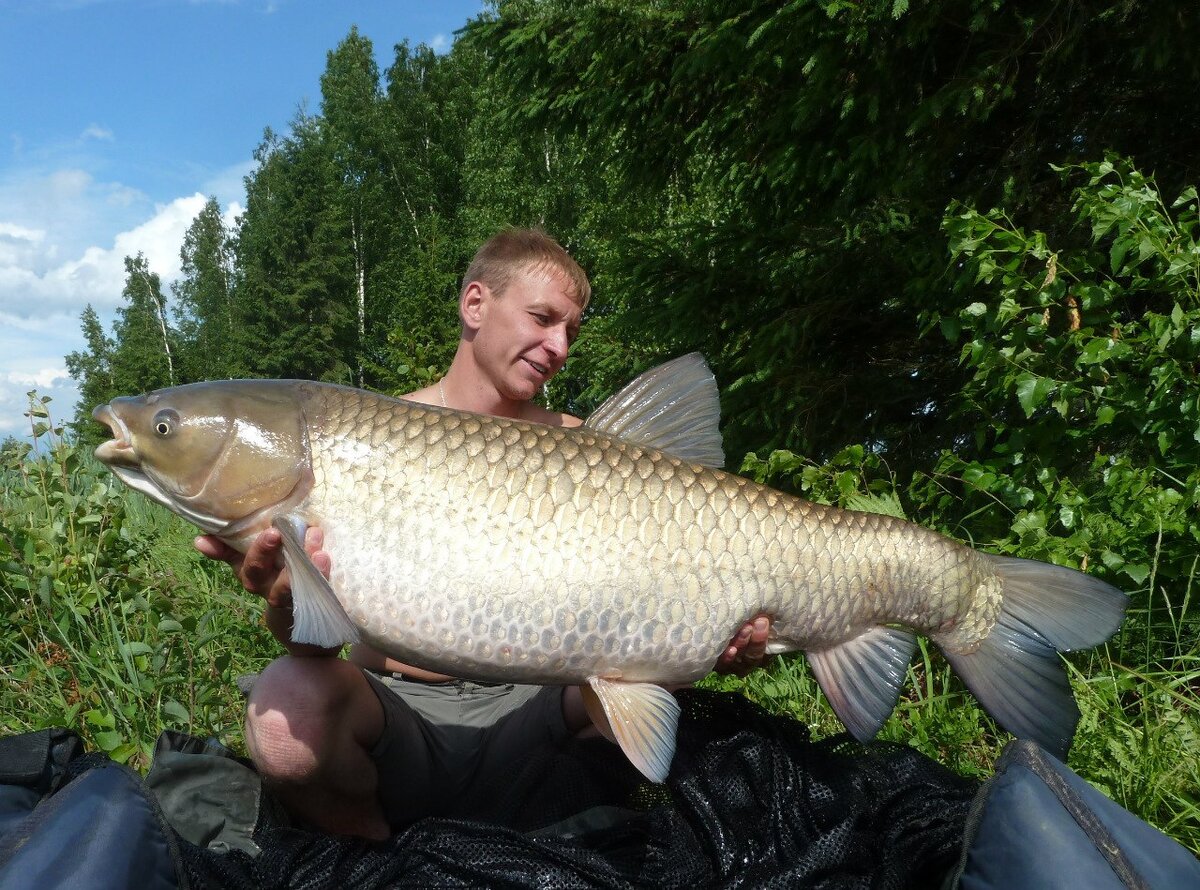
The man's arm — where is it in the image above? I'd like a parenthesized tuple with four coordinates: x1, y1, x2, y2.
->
(195, 528, 340, 658)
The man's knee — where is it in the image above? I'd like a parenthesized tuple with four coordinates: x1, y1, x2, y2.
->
(245, 657, 379, 781)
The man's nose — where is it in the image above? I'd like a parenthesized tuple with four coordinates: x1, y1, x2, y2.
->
(545, 325, 569, 358)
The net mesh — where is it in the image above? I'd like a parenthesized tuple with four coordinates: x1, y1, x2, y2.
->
(179, 690, 976, 888)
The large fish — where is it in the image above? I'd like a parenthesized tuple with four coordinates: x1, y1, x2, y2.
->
(92, 354, 1126, 782)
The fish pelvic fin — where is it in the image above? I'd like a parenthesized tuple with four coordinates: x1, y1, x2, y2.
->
(941, 555, 1128, 759)
(807, 626, 917, 741)
(272, 515, 360, 649)
(585, 677, 680, 783)
(582, 353, 724, 468)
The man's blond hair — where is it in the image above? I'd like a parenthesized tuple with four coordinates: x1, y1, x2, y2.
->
(462, 228, 591, 309)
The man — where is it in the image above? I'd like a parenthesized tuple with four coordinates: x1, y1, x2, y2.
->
(197, 229, 770, 838)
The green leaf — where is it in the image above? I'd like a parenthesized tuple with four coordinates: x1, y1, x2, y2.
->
(1100, 550, 1125, 571)
(964, 302, 988, 317)
(1172, 186, 1198, 208)
(844, 490, 907, 520)
(1078, 338, 1113, 365)
(85, 709, 115, 730)
(94, 731, 123, 752)
(1015, 372, 1053, 417)
(1109, 239, 1129, 273)
(1096, 405, 1116, 426)
(1123, 564, 1151, 585)
(835, 471, 859, 497)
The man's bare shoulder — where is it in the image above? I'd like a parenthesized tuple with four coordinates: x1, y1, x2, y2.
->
(401, 384, 439, 407)
(522, 404, 583, 428)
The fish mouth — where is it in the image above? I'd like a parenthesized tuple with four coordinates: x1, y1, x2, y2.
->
(92, 403, 135, 465)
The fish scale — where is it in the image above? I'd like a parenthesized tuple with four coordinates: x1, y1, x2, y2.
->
(302, 383, 989, 685)
(92, 353, 1127, 775)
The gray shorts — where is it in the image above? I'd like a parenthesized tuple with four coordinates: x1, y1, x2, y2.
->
(362, 671, 570, 827)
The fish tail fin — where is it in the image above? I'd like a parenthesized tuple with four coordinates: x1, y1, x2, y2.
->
(942, 555, 1127, 758)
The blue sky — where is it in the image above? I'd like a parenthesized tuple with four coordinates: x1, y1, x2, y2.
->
(0, 0, 486, 441)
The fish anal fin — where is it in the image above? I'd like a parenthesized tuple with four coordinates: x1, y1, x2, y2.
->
(807, 626, 916, 741)
(586, 677, 680, 783)
(272, 515, 359, 649)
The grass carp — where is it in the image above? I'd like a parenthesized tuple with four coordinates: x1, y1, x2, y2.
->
(92, 354, 1127, 782)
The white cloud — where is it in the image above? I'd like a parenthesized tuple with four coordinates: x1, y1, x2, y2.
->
(80, 124, 114, 142)
(429, 33, 451, 54)
(0, 163, 248, 441)
(4, 368, 70, 391)
(0, 168, 149, 273)
(0, 190, 211, 319)
(0, 223, 45, 241)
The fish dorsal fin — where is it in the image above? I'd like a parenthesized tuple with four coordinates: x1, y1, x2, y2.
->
(807, 626, 916, 741)
(272, 515, 360, 649)
(584, 677, 680, 783)
(583, 353, 725, 468)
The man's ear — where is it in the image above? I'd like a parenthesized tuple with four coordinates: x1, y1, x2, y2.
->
(460, 281, 488, 331)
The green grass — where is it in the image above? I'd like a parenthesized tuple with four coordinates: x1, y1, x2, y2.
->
(1, 424, 276, 767)
(2, 423, 1197, 854)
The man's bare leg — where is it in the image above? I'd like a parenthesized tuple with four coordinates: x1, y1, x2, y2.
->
(246, 655, 388, 839)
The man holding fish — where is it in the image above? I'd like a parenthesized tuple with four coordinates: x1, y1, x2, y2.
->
(95, 226, 1125, 843)
(194, 229, 772, 839)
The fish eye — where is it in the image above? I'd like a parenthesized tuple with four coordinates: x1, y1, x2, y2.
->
(152, 409, 180, 438)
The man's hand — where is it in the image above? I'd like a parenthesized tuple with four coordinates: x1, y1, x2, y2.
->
(714, 614, 772, 677)
(195, 528, 337, 656)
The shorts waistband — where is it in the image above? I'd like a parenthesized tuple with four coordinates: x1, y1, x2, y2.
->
(367, 669, 506, 688)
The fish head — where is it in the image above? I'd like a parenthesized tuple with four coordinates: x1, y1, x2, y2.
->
(92, 380, 312, 537)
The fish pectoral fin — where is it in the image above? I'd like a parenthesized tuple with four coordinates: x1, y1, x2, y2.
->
(585, 677, 680, 784)
(272, 515, 359, 649)
(807, 625, 916, 741)
(579, 682, 618, 745)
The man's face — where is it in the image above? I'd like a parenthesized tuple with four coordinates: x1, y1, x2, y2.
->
(471, 266, 583, 403)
